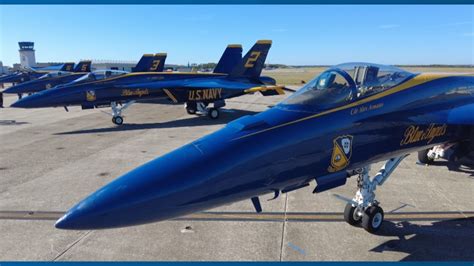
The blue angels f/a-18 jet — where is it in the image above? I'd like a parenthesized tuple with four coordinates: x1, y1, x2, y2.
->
(54, 62, 473, 233)
(0, 62, 75, 87)
(11, 40, 285, 125)
(5, 54, 167, 99)
(4, 61, 92, 98)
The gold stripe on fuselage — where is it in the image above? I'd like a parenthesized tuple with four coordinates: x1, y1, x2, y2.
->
(163, 89, 178, 103)
(233, 73, 473, 141)
(64, 72, 228, 88)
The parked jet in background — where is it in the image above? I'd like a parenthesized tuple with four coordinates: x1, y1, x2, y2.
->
(0, 62, 75, 87)
(54, 63, 473, 233)
(12, 41, 286, 125)
(5, 54, 168, 98)
(4, 61, 92, 98)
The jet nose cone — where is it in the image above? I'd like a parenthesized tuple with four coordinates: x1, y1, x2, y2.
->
(55, 205, 100, 230)
(55, 144, 207, 230)
(3, 86, 22, 94)
(54, 184, 129, 230)
(10, 92, 52, 108)
(11, 96, 34, 108)
(11, 98, 27, 108)
(54, 195, 118, 230)
(55, 213, 75, 230)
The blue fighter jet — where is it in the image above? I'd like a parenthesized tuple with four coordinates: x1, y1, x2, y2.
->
(0, 62, 75, 87)
(5, 54, 168, 99)
(12, 41, 286, 125)
(55, 63, 474, 233)
(4, 61, 92, 98)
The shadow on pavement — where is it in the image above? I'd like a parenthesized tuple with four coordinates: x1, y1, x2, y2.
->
(0, 120, 29, 126)
(428, 160, 474, 177)
(370, 218, 474, 261)
(55, 109, 259, 135)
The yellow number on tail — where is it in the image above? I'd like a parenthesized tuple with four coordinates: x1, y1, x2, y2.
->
(244, 52, 261, 68)
(150, 60, 161, 71)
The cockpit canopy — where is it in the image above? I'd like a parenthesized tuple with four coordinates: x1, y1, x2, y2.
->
(337, 63, 414, 93)
(279, 62, 414, 112)
(72, 70, 128, 83)
(39, 71, 70, 79)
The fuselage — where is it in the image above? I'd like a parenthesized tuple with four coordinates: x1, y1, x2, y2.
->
(4, 72, 89, 94)
(11, 72, 266, 108)
(0, 71, 46, 85)
(56, 72, 474, 230)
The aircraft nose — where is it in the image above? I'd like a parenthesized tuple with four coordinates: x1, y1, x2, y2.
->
(55, 144, 208, 230)
(0, 75, 16, 83)
(10, 90, 59, 108)
(10, 94, 41, 108)
(3, 85, 24, 94)
(11, 97, 30, 108)
(55, 212, 80, 230)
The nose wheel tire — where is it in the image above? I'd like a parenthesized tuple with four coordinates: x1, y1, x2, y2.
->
(361, 205, 384, 233)
(186, 108, 197, 115)
(208, 108, 219, 119)
(185, 102, 197, 115)
(418, 149, 434, 164)
(343, 203, 362, 226)
(112, 116, 124, 125)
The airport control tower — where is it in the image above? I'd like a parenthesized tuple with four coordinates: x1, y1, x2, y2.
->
(18, 42, 36, 68)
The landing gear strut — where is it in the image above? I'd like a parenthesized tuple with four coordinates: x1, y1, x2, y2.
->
(110, 101, 135, 125)
(343, 155, 408, 233)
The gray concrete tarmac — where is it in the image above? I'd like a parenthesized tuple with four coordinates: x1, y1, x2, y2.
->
(0, 92, 473, 261)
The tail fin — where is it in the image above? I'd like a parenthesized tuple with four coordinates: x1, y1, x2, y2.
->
(132, 53, 167, 72)
(148, 53, 167, 72)
(132, 54, 153, 72)
(213, 44, 242, 74)
(60, 62, 74, 72)
(74, 61, 92, 72)
(229, 40, 272, 79)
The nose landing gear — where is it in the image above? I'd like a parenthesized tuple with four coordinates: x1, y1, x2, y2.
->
(342, 155, 407, 233)
(110, 101, 135, 125)
(112, 116, 124, 125)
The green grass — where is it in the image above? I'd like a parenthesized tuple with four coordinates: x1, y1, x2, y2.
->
(262, 67, 327, 85)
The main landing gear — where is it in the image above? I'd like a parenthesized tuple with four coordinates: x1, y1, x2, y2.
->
(342, 155, 408, 233)
(110, 101, 135, 125)
(185, 101, 221, 120)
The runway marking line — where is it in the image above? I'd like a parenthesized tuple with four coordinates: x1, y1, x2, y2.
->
(0, 210, 472, 222)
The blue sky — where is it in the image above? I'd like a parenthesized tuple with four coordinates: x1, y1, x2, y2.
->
(1, 5, 473, 66)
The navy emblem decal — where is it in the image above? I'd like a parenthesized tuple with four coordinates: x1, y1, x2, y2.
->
(86, 90, 96, 101)
(328, 135, 353, 172)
